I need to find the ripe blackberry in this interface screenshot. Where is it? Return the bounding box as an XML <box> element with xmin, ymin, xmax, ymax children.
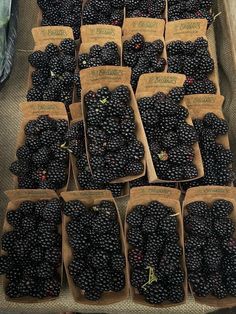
<box><xmin>84</xmin><ymin>288</ymin><xmax>101</xmax><ymax>301</ymax></box>
<box><xmin>142</xmin><ymin>216</ymin><xmax>158</xmax><ymax>234</ymax></box>
<box><xmin>167</xmin><ymin>146</ymin><xmax>194</xmax><ymax>165</ymax></box>
<box><xmin>143</xmin><ymin>282</ymin><xmax>168</xmax><ymax>304</ymax></box>
<box><xmin>128</xmin><ymin>248</ymin><xmax>144</xmax><ymax>268</ymax></box>
<box><xmin>184</xmin><ymin>215</ymin><xmax>209</xmax><ymax>238</ymax></box>
<box><xmin>126</xmin><ymin>210</ymin><xmax>143</xmax><ymax>227</ymax></box>
<box><xmin>210</xmin><ymin>273</ymin><xmax>228</xmax><ymax>299</ymax></box>
<box><xmin>112</xmin><ymin>271</ymin><xmax>125</xmax><ymax>292</ymax></box>
<box><xmin>59</xmin><ymin>38</ymin><xmax>76</xmax><ymax>55</ymax></box>
<box><xmin>189</xmin><ymin>272</ymin><xmax>211</xmax><ymax>297</ymax></box>
<box><xmin>28</xmin><ymin>50</ymin><xmax>48</xmax><ymax>68</ymax></box>
<box><xmin>95</xmin><ymin>268</ymin><xmax>113</xmax><ymax>292</ymax></box>
<box><xmin>168</xmin><ymin>285</ymin><xmax>185</xmax><ymax>303</ymax></box>
<box><xmin>214</xmin><ymin>218</ymin><xmax>235</xmax><ymax>238</ymax></box>
<box><xmin>223</xmin><ymin>238</ymin><xmax>236</xmax><ymax>254</ymax></box>
<box><xmin>131</xmin><ymin>267</ymin><xmax>148</xmax><ymax>289</ymax></box>
<box><xmin>225</xmin><ymin>277</ymin><xmax>236</xmax><ymax>297</ymax></box>
<box><xmin>177</xmin><ymin>123</ymin><xmax>198</xmax><ymax>145</ymax></box>
<box><xmin>203</xmin><ymin>246</ymin><xmax>222</xmax><ymax>271</ymax></box>
<box><xmin>212</xmin><ymin>199</ymin><xmax>233</xmax><ymax>218</ymax></box>
<box><xmin>124</xmin><ymin>161</ymin><xmax>144</xmax><ymax>176</ymax></box>
<box><xmin>128</xmin><ymin>228</ymin><xmax>143</xmax><ymax>249</ymax></box>
<box><xmin>45</xmin><ymin>43</ymin><xmax>60</xmax><ymax>59</ymax></box>
<box><xmin>186</xmin><ymin>201</ymin><xmax>209</xmax><ymax>217</ymax></box>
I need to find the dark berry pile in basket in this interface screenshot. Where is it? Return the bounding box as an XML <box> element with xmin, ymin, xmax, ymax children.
<box><xmin>127</xmin><ymin>201</ymin><xmax>185</xmax><ymax>304</ymax></box>
<box><xmin>82</xmin><ymin>0</ymin><xmax>124</xmax><ymax>26</ymax></box>
<box><xmin>27</xmin><ymin>39</ymin><xmax>76</xmax><ymax>108</ymax></box>
<box><xmin>138</xmin><ymin>87</ymin><xmax>199</xmax><ymax>181</ymax></box>
<box><xmin>129</xmin><ymin>174</ymin><xmax>177</xmax><ymax>189</ymax></box>
<box><xmin>0</xmin><ymin>199</ymin><xmax>62</xmax><ymax>299</ymax></box>
<box><xmin>64</xmin><ymin>200</ymin><xmax>126</xmax><ymax>300</ymax></box>
<box><xmin>67</xmin><ymin>120</ymin><xmax>125</xmax><ymax>197</ymax></box>
<box><xmin>167</xmin><ymin>37</ymin><xmax>216</xmax><ymax>95</ymax></box>
<box><xmin>168</xmin><ymin>0</ymin><xmax>214</xmax><ymax>27</ymax></box>
<box><xmin>37</xmin><ymin>0</ymin><xmax>82</xmax><ymax>40</ymax></box>
<box><xmin>76</xmin><ymin>42</ymin><xmax>121</xmax><ymax>100</ymax></box>
<box><xmin>181</xmin><ymin>112</ymin><xmax>233</xmax><ymax>191</ymax></box>
<box><xmin>123</xmin><ymin>33</ymin><xmax>166</xmax><ymax>90</ymax></box>
<box><xmin>84</xmin><ymin>85</ymin><xmax>145</xmax><ymax>183</ymax></box>
<box><xmin>185</xmin><ymin>199</ymin><xmax>236</xmax><ymax>299</ymax></box>
<box><xmin>126</xmin><ymin>0</ymin><xmax>166</xmax><ymax>18</ymax></box>
<box><xmin>9</xmin><ymin>115</ymin><xmax>69</xmax><ymax>190</ymax></box>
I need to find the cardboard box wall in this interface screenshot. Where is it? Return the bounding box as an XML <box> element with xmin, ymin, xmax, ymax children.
<box><xmin>61</xmin><ymin>190</ymin><xmax>129</xmax><ymax>305</ymax></box>
<box><xmin>124</xmin><ymin>186</ymin><xmax>188</xmax><ymax>307</ymax></box>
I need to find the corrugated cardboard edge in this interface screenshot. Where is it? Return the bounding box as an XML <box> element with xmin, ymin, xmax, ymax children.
<box><xmin>165</xmin><ymin>19</ymin><xmax>220</xmax><ymax>94</ymax></box>
<box><xmin>1</xmin><ymin>189</ymin><xmax>63</xmax><ymax>303</ymax></box>
<box><xmin>69</xmin><ymin>103</ymin><xmax>130</xmax><ymax>198</ymax></box>
<box><xmin>12</xmin><ymin>102</ymin><xmax>70</xmax><ymax>194</ymax></box>
<box><xmin>80</xmin><ymin>66</ymin><xmax>149</xmax><ymax>183</ymax></box>
<box><xmin>61</xmin><ymin>190</ymin><xmax>130</xmax><ymax>305</ymax></box>
<box><xmin>183</xmin><ymin>186</ymin><xmax>236</xmax><ymax>308</ymax></box>
<box><xmin>124</xmin><ymin>186</ymin><xmax>188</xmax><ymax>307</ymax></box>
<box><xmin>135</xmin><ymin>73</ymin><xmax>204</xmax><ymax>184</ymax></box>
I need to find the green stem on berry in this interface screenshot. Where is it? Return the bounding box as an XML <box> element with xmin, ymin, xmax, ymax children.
<box><xmin>158</xmin><ymin>151</ymin><xmax>169</xmax><ymax>161</ymax></box>
<box><xmin>141</xmin><ymin>266</ymin><xmax>158</xmax><ymax>290</ymax></box>
<box><xmin>99</xmin><ymin>98</ymin><xmax>108</xmax><ymax>105</ymax></box>
<box><xmin>60</xmin><ymin>142</ymin><xmax>73</xmax><ymax>153</ymax></box>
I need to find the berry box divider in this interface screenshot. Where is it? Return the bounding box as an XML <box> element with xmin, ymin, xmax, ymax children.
<box><xmin>28</xmin><ymin>27</ymin><xmax>76</xmax><ymax>109</ymax></box>
<box><xmin>135</xmin><ymin>72</ymin><xmax>204</xmax><ymax>183</ymax></box>
<box><xmin>61</xmin><ymin>190</ymin><xmax>130</xmax><ymax>305</ymax></box>
<box><xmin>68</xmin><ymin>102</ymin><xmax>130</xmax><ymax>199</ymax></box>
<box><xmin>180</xmin><ymin>94</ymin><xmax>232</xmax><ymax>192</ymax></box>
<box><xmin>183</xmin><ymin>186</ymin><xmax>236</xmax><ymax>308</ymax></box>
<box><xmin>122</xmin><ymin>17</ymin><xmax>167</xmax><ymax>70</ymax></box>
<box><xmin>1</xmin><ymin>189</ymin><xmax>63</xmax><ymax>303</ymax></box>
<box><xmin>165</xmin><ymin>19</ymin><xmax>220</xmax><ymax>94</ymax></box>
<box><xmin>80</xmin><ymin>65</ymin><xmax>150</xmax><ymax>184</ymax></box>
<box><xmin>124</xmin><ymin>186</ymin><xmax>188</xmax><ymax>307</ymax></box>
<box><xmin>13</xmin><ymin>101</ymin><xmax>71</xmax><ymax>193</ymax></box>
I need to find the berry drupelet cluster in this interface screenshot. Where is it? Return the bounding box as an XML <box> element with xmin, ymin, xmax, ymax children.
<box><xmin>27</xmin><ymin>39</ymin><xmax>76</xmax><ymax>109</ymax></box>
<box><xmin>76</xmin><ymin>42</ymin><xmax>121</xmax><ymax>100</ymax></box>
<box><xmin>126</xmin><ymin>0</ymin><xmax>166</xmax><ymax>18</ymax></box>
<box><xmin>123</xmin><ymin>33</ymin><xmax>166</xmax><ymax>90</ymax></box>
<box><xmin>167</xmin><ymin>37</ymin><xmax>216</xmax><ymax>95</ymax></box>
<box><xmin>82</xmin><ymin>0</ymin><xmax>124</xmax><ymax>26</ymax></box>
<box><xmin>138</xmin><ymin>87</ymin><xmax>199</xmax><ymax>181</ymax></box>
<box><xmin>67</xmin><ymin>120</ymin><xmax>125</xmax><ymax>197</ymax></box>
<box><xmin>64</xmin><ymin>200</ymin><xmax>126</xmax><ymax>300</ymax></box>
<box><xmin>127</xmin><ymin>201</ymin><xmax>185</xmax><ymax>304</ymax></box>
<box><xmin>0</xmin><ymin>199</ymin><xmax>62</xmax><ymax>299</ymax></box>
<box><xmin>9</xmin><ymin>115</ymin><xmax>69</xmax><ymax>190</ymax></box>
<box><xmin>185</xmin><ymin>199</ymin><xmax>236</xmax><ymax>299</ymax></box>
<box><xmin>129</xmin><ymin>174</ymin><xmax>177</xmax><ymax>189</ymax></box>
<box><xmin>85</xmin><ymin>85</ymin><xmax>145</xmax><ymax>183</ymax></box>
<box><xmin>181</xmin><ymin>112</ymin><xmax>233</xmax><ymax>191</ymax></box>
<box><xmin>37</xmin><ymin>0</ymin><xmax>82</xmax><ymax>40</ymax></box>
<box><xmin>168</xmin><ymin>0</ymin><xmax>214</xmax><ymax>27</ymax></box>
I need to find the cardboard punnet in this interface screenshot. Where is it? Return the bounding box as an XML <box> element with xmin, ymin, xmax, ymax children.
<box><xmin>183</xmin><ymin>186</ymin><xmax>236</xmax><ymax>308</ymax></box>
<box><xmin>122</xmin><ymin>18</ymin><xmax>167</xmax><ymax>70</ymax></box>
<box><xmin>12</xmin><ymin>101</ymin><xmax>70</xmax><ymax>193</ymax></box>
<box><xmin>61</xmin><ymin>190</ymin><xmax>129</xmax><ymax>305</ymax></box>
<box><xmin>68</xmin><ymin>102</ymin><xmax>129</xmax><ymax>198</ymax></box>
<box><xmin>80</xmin><ymin>65</ymin><xmax>150</xmax><ymax>183</ymax></box>
<box><xmin>165</xmin><ymin>19</ymin><xmax>220</xmax><ymax>94</ymax></box>
<box><xmin>1</xmin><ymin>189</ymin><xmax>62</xmax><ymax>303</ymax></box>
<box><xmin>124</xmin><ymin>186</ymin><xmax>188</xmax><ymax>307</ymax></box>
<box><xmin>135</xmin><ymin>72</ymin><xmax>204</xmax><ymax>183</ymax></box>
<box><xmin>28</xmin><ymin>27</ymin><xmax>75</xmax><ymax>105</ymax></box>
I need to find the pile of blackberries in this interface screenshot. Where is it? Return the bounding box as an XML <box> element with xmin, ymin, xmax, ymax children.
<box><xmin>67</xmin><ymin>120</ymin><xmax>125</xmax><ymax>197</ymax></box>
<box><xmin>82</xmin><ymin>0</ymin><xmax>124</xmax><ymax>26</ymax></box>
<box><xmin>123</xmin><ymin>33</ymin><xmax>166</xmax><ymax>90</ymax></box>
<box><xmin>127</xmin><ymin>201</ymin><xmax>185</xmax><ymax>304</ymax></box>
<box><xmin>76</xmin><ymin>41</ymin><xmax>121</xmax><ymax>100</ymax></box>
<box><xmin>185</xmin><ymin>199</ymin><xmax>236</xmax><ymax>299</ymax></box>
<box><xmin>85</xmin><ymin>85</ymin><xmax>145</xmax><ymax>183</ymax></box>
<box><xmin>64</xmin><ymin>200</ymin><xmax>126</xmax><ymax>301</ymax></box>
<box><xmin>181</xmin><ymin>112</ymin><xmax>233</xmax><ymax>191</ymax></box>
<box><xmin>167</xmin><ymin>37</ymin><xmax>216</xmax><ymax>95</ymax></box>
<box><xmin>129</xmin><ymin>174</ymin><xmax>177</xmax><ymax>189</ymax></box>
<box><xmin>0</xmin><ymin>199</ymin><xmax>62</xmax><ymax>299</ymax></box>
<box><xmin>168</xmin><ymin>0</ymin><xmax>214</xmax><ymax>27</ymax></box>
<box><xmin>126</xmin><ymin>0</ymin><xmax>166</xmax><ymax>18</ymax></box>
<box><xmin>9</xmin><ymin>115</ymin><xmax>69</xmax><ymax>190</ymax></box>
<box><xmin>37</xmin><ymin>0</ymin><xmax>82</xmax><ymax>40</ymax></box>
<box><xmin>138</xmin><ymin>87</ymin><xmax>199</xmax><ymax>181</ymax></box>
<box><xmin>27</xmin><ymin>39</ymin><xmax>76</xmax><ymax>108</ymax></box>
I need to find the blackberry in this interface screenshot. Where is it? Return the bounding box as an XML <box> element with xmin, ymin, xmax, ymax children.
<box><xmin>45</xmin><ymin>43</ymin><xmax>60</xmax><ymax>59</ymax></box>
<box><xmin>9</xmin><ymin>160</ymin><xmax>30</xmax><ymax>176</ymax></box>
<box><xmin>28</xmin><ymin>50</ymin><xmax>48</xmax><ymax>68</ymax></box>
<box><xmin>142</xmin><ymin>216</ymin><xmax>158</xmax><ymax>233</ymax></box>
<box><xmin>177</xmin><ymin>123</ymin><xmax>198</xmax><ymax>145</ymax></box>
<box><xmin>186</xmin><ymin>201</ymin><xmax>209</xmax><ymax>217</ymax></box>
<box><xmin>6</xmin><ymin>210</ymin><xmax>22</xmax><ymax>228</ymax></box>
<box><xmin>184</xmin><ymin>215</ymin><xmax>209</xmax><ymax>238</ymax></box>
<box><xmin>112</xmin><ymin>271</ymin><xmax>125</xmax><ymax>292</ymax></box>
<box><xmin>168</xmin><ymin>86</ymin><xmax>185</xmax><ymax>103</ymax></box>
<box><xmin>214</xmin><ymin>218</ymin><xmax>235</xmax><ymax>238</ymax></box>
<box><xmin>128</xmin><ymin>248</ymin><xmax>144</xmax><ymax>268</ymax></box>
<box><xmin>128</xmin><ymin>228</ymin><xmax>143</xmax><ymax>249</ymax></box>
<box><xmin>186</xmin><ymin>249</ymin><xmax>202</xmax><ymax>272</ymax></box>
<box><xmin>223</xmin><ymin>238</ymin><xmax>236</xmax><ymax>254</ymax></box>
<box><xmin>126</xmin><ymin>210</ymin><xmax>143</xmax><ymax>227</ymax></box>
<box><xmin>212</xmin><ymin>199</ymin><xmax>233</xmax><ymax>218</ymax></box>
<box><xmin>168</xmin><ymin>285</ymin><xmax>185</xmax><ymax>303</ymax></box>
<box><xmin>225</xmin><ymin>277</ymin><xmax>236</xmax><ymax>297</ymax></box>
<box><xmin>143</xmin><ymin>282</ymin><xmax>168</xmax><ymax>304</ymax></box>
<box><xmin>59</xmin><ymin>38</ymin><xmax>76</xmax><ymax>55</ymax></box>
<box><xmin>203</xmin><ymin>246</ymin><xmax>222</xmax><ymax>271</ymax></box>
<box><xmin>84</xmin><ymin>289</ymin><xmax>101</xmax><ymax>301</ymax></box>
<box><xmin>210</xmin><ymin>273</ymin><xmax>228</xmax><ymax>299</ymax></box>
<box><xmin>189</xmin><ymin>272</ymin><xmax>211</xmax><ymax>297</ymax></box>
<box><xmin>131</xmin><ymin>267</ymin><xmax>148</xmax><ymax>289</ymax></box>
<box><xmin>124</xmin><ymin>161</ymin><xmax>144</xmax><ymax>176</ymax></box>
<box><xmin>95</xmin><ymin>268</ymin><xmax>113</xmax><ymax>292</ymax></box>
<box><xmin>167</xmin><ymin>146</ymin><xmax>194</xmax><ymax>165</ymax></box>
